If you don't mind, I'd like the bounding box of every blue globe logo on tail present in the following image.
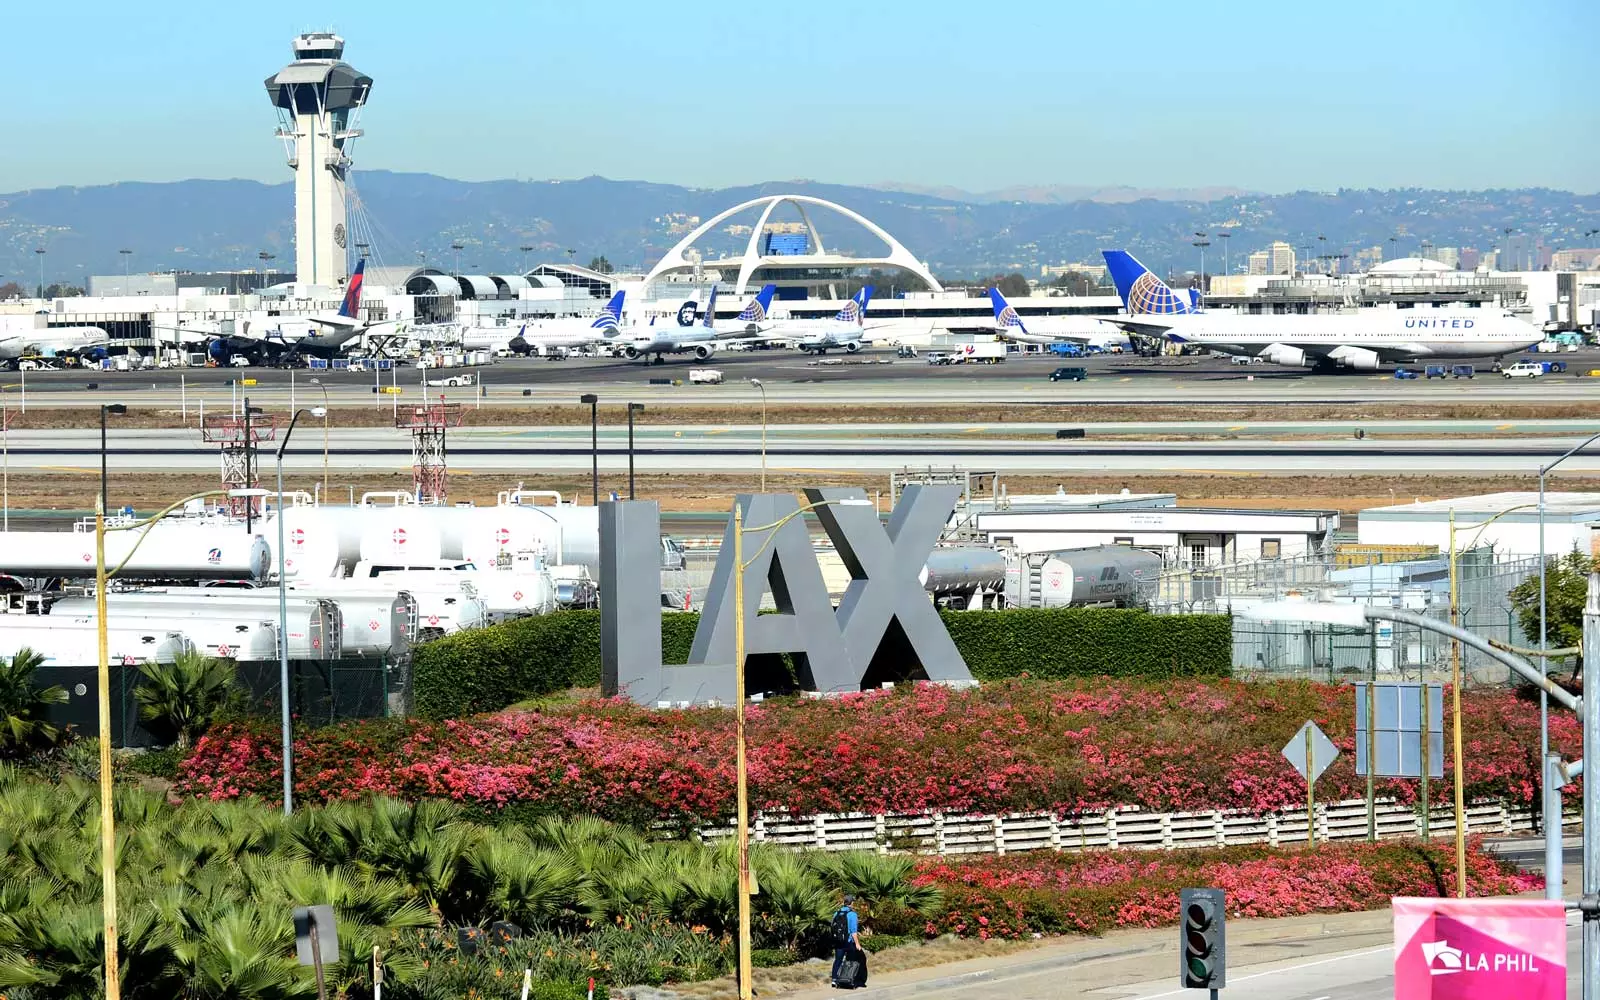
[1127,271,1187,314]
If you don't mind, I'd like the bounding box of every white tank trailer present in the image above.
[0,523,271,581]
[0,618,195,665]
[281,585,416,657]
[53,591,345,660]
[460,493,600,580]
[1005,545,1163,608]
[42,602,281,663]
[920,547,1009,596]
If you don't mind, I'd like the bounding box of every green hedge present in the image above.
[412,607,1231,720]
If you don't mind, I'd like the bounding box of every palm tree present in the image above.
[0,647,68,755]
[135,650,236,749]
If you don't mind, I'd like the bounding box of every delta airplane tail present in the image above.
[987,288,1029,336]
[338,258,366,319]
[591,290,625,331]
[736,284,777,323]
[1101,250,1195,316]
[836,285,873,324]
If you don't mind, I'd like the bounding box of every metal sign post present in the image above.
[1282,721,1339,847]
[293,904,338,1000]
[1355,682,1444,843]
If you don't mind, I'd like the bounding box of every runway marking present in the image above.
[1227,425,1246,431]
[1127,945,1390,999]
[1496,423,1513,430]
[963,427,985,434]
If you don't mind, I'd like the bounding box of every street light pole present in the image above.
[275,407,323,815]
[1584,573,1600,999]
[748,378,767,492]
[627,402,644,500]
[580,394,598,504]
[310,379,330,500]
[95,401,126,1000]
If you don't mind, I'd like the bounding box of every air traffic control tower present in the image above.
[264,33,372,288]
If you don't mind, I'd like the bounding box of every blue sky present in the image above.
[4,0,1596,194]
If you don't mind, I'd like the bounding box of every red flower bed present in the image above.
[178,678,1580,826]
[913,840,1542,938]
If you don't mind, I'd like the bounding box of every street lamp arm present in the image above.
[1540,428,1600,479]
[738,498,868,571]
[102,489,251,580]
[1488,638,1580,659]
[1364,605,1579,712]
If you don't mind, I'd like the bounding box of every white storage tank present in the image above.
[262,505,366,579]
[920,547,1008,595]
[286,584,416,658]
[464,493,599,579]
[51,591,341,661]
[1032,545,1163,607]
[0,523,271,580]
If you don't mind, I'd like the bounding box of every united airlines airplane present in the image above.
[1100,250,1541,368]
[461,291,626,354]
[620,284,777,362]
[987,288,1129,352]
[754,286,878,354]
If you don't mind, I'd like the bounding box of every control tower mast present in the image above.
[264,33,372,288]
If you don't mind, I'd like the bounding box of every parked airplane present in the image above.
[1100,250,1542,368]
[986,288,1129,352]
[0,325,110,368]
[619,284,776,362]
[458,291,627,355]
[751,286,877,354]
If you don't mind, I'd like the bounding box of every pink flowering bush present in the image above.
[914,839,1542,938]
[178,678,1579,826]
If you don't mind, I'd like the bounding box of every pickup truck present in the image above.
[925,352,955,366]
[688,368,724,384]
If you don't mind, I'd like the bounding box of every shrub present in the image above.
[751,947,799,967]
[412,608,1231,719]
[0,647,68,756]
[135,651,237,749]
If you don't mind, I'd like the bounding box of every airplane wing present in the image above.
[1102,318,1180,338]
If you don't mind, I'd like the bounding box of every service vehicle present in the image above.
[1539,360,1568,374]
[957,342,1007,364]
[1393,368,1420,380]
[1503,362,1545,379]
[688,368,724,384]
[1048,366,1088,382]
[896,345,918,359]
[426,372,477,388]
[925,352,955,366]
[1451,364,1476,378]
[1424,365,1448,379]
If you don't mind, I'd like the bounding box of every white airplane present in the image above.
[461,291,626,355]
[986,288,1130,352]
[619,284,776,362]
[758,286,879,354]
[1100,250,1542,368]
[0,326,111,368]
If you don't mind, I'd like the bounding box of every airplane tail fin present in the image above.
[702,286,719,328]
[338,258,366,319]
[987,287,1029,336]
[1101,250,1192,315]
[736,284,776,323]
[835,285,873,323]
[1188,287,1203,311]
[593,290,625,330]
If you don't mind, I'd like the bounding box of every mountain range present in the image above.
[1,172,1596,287]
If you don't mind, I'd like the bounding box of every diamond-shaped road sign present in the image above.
[1281,721,1339,783]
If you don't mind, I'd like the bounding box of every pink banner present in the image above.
[1394,897,1566,999]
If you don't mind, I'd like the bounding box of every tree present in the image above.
[0,281,23,300]
[587,255,614,274]
[1046,270,1096,296]
[996,272,1031,299]
[1509,549,1589,672]
[41,284,83,298]
[135,651,236,749]
[0,647,68,755]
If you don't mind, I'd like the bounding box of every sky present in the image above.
[2,0,1597,195]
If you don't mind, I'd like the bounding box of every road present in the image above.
[7,350,1600,407]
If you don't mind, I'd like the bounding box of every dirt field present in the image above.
[9,400,1600,430]
[11,469,1597,516]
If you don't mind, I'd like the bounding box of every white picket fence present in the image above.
[686,797,1578,855]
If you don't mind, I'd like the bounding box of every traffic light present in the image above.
[1179,887,1226,989]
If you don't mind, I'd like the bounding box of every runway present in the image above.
[11,425,1600,475]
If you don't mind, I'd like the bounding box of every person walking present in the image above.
[829,893,861,988]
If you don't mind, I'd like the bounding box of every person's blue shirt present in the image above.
[844,907,858,936]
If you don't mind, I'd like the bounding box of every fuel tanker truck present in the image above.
[919,544,1161,609]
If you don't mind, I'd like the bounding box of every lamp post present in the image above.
[1217,231,1230,278]
[519,245,533,273]
[1538,429,1600,894]
[1448,502,1539,897]
[100,403,126,521]
[731,496,873,999]
[580,394,599,504]
[309,379,331,500]
[1192,233,1209,303]
[94,400,126,1000]
[450,242,464,275]
[275,407,325,815]
[626,402,644,499]
[34,248,44,298]
[119,248,132,286]
[747,378,767,492]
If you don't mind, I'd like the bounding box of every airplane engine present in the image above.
[843,340,862,353]
[1261,344,1307,367]
[507,336,531,356]
[692,343,718,361]
[1328,346,1381,370]
[206,339,230,365]
[622,345,643,360]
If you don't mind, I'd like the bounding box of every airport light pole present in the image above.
[1192,236,1210,303]
[309,378,330,500]
[731,496,874,999]
[275,406,325,815]
[119,248,131,286]
[627,402,644,500]
[580,394,599,504]
[748,378,767,492]
[519,245,533,273]
[1217,231,1230,277]
[35,248,45,298]
[100,403,127,520]
[94,400,126,1000]
[450,242,464,276]
[1538,429,1600,893]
